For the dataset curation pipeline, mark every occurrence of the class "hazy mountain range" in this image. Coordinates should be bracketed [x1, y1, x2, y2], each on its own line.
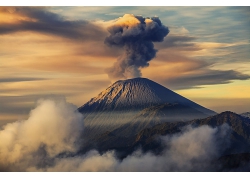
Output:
[241, 112, 250, 118]
[1, 77, 249, 172]
[76, 78, 250, 171]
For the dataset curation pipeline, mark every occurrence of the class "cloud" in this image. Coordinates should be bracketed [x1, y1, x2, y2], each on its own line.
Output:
[0, 6, 249, 127]
[155, 32, 249, 57]
[35, 124, 231, 172]
[0, 94, 68, 118]
[0, 98, 231, 173]
[0, 98, 84, 171]
[189, 98, 250, 114]
[0, 7, 107, 41]
[141, 50, 250, 90]
[1, 7, 248, 89]
[155, 34, 199, 51]
[0, 77, 46, 83]
[158, 69, 250, 90]
[0, 75, 111, 122]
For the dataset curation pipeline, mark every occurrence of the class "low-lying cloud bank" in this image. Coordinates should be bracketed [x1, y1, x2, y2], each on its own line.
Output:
[35, 124, 231, 172]
[0, 98, 84, 171]
[0, 99, 232, 171]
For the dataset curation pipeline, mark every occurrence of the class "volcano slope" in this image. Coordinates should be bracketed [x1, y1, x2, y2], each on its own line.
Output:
[78, 78, 216, 139]
[77, 78, 250, 171]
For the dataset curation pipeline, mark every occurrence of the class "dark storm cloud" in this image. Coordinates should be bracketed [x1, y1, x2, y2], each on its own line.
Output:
[160, 69, 250, 90]
[0, 7, 107, 41]
[104, 14, 169, 81]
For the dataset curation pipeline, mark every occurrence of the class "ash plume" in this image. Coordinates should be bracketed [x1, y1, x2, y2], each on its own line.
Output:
[105, 14, 169, 81]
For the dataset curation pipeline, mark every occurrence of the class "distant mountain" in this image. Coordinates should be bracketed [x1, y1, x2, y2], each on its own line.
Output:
[241, 112, 250, 118]
[135, 111, 250, 154]
[83, 111, 250, 158]
[78, 78, 216, 138]
[216, 153, 250, 171]
[76, 78, 250, 171]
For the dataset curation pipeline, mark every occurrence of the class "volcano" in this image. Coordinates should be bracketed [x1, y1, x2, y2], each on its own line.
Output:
[78, 78, 216, 137]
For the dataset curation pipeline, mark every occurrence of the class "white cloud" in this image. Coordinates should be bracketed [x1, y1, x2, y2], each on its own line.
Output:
[32, 124, 231, 172]
[0, 98, 84, 171]
[0, 97, 231, 171]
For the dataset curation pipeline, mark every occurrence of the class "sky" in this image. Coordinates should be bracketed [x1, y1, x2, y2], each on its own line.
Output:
[0, 5, 250, 124]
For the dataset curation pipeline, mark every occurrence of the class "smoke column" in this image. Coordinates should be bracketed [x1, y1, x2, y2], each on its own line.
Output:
[105, 14, 169, 81]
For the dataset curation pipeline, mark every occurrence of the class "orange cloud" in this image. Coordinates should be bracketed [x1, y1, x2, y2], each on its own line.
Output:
[0, 31, 118, 74]
[0, 7, 37, 24]
[191, 98, 250, 114]
[0, 7, 107, 41]
[0, 8, 249, 123]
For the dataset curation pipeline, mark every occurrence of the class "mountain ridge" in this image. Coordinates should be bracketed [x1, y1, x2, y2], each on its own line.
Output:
[241, 112, 250, 118]
[83, 111, 250, 158]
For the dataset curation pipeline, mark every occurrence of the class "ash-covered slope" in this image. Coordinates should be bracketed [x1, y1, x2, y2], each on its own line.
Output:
[78, 78, 216, 137]
[79, 78, 215, 115]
